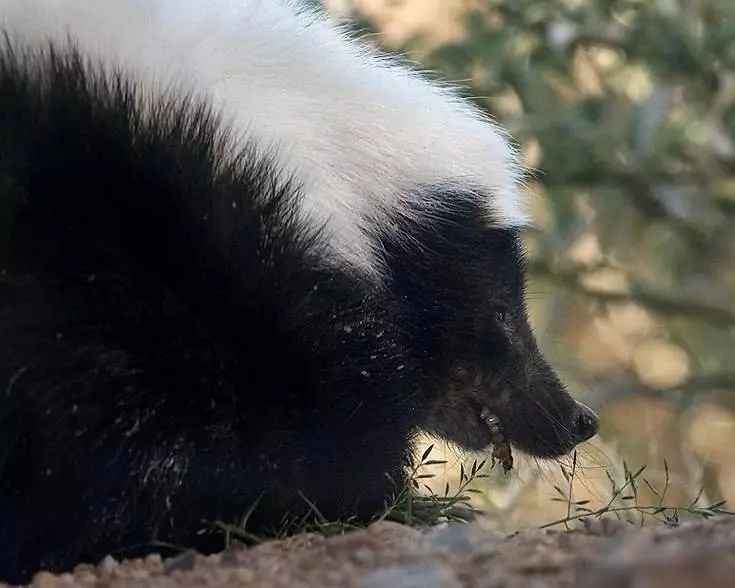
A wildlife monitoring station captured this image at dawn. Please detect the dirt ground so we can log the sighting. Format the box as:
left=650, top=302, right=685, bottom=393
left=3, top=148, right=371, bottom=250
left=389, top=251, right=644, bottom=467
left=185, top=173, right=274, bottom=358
left=14, top=516, right=735, bottom=588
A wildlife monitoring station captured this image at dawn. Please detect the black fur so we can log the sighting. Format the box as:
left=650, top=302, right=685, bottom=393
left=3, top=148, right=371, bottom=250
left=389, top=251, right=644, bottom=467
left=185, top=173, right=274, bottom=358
left=0, top=40, right=597, bottom=583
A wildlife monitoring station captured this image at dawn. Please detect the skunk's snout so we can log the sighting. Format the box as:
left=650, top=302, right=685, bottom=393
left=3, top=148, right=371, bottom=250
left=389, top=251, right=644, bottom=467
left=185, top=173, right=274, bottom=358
left=572, top=400, right=599, bottom=443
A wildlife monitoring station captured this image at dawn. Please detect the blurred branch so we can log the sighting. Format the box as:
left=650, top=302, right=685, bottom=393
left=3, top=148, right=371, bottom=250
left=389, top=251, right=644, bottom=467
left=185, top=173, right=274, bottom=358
left=538, top=166, right=730, bottom=258
left=586, top=371, right=735, bottom=406
left=607, top=170, right=724, bottom=255
left=529, top=259, right=735, bottom=327
left=674, top=373, right=735, bottom=395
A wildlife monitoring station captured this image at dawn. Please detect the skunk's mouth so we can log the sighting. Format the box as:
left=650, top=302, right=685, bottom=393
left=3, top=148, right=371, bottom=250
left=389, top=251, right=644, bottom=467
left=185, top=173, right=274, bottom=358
left=479, top=406, right=514, bottom=473
left=477, top=399, right=600, bottom=465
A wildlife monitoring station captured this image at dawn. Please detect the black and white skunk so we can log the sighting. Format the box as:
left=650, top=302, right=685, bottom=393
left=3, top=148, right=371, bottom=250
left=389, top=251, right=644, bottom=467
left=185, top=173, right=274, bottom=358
left=0, top=0, right=599, bottom=582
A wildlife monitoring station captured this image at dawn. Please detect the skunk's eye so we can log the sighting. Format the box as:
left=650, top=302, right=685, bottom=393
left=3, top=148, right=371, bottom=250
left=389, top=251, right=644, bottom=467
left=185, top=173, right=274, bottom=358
left=494, top=310, right=507, bottom=323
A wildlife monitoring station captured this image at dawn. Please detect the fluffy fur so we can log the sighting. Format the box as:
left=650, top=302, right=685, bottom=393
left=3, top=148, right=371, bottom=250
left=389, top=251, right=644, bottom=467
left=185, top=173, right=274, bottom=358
left=0, top=0, right=526, bottom=277
left=0, top=0, right=598, bottom=583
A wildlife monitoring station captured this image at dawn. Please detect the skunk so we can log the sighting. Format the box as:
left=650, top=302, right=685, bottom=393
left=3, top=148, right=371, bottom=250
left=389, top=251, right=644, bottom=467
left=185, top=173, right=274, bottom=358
left=0, top=0, right=599, bottom=582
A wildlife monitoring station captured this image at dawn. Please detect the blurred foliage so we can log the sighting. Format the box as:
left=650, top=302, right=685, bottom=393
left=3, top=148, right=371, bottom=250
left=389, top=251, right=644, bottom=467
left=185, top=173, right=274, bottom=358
left=330, top=0, right=735, bottom=526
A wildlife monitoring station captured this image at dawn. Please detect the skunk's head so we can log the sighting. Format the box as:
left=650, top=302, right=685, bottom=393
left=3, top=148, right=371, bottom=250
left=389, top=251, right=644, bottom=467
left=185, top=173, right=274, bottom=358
left=380, top=194, right=599, bottom=460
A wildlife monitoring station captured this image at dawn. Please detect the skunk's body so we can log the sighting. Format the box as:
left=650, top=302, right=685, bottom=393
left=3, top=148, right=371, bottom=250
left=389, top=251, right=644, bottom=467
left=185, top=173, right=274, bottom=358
left=0, top=1, right=598, bottom=582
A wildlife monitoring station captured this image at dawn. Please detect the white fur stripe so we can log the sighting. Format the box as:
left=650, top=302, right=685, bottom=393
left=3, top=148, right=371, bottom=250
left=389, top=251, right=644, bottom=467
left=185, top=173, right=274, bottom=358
left=1, top=0, right=529, bottom=277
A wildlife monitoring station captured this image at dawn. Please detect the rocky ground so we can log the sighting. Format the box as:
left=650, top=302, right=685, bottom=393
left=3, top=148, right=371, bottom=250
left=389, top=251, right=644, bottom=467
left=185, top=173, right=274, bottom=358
left=17, top=516, right=735, bottom=588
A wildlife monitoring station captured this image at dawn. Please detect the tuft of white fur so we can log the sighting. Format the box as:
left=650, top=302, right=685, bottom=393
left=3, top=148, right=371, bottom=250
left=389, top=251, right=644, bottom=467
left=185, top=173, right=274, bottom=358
left=0, top=0, right=529, bottom=278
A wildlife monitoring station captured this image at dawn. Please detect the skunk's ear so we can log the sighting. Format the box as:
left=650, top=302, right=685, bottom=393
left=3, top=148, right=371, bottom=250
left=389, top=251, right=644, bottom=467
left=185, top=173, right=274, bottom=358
left=377, top=186, right=523, bottom=303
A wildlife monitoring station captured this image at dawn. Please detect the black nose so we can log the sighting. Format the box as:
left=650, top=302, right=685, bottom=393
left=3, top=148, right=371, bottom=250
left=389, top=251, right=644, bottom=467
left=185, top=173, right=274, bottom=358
left=573, top=400, right=599, bottom=442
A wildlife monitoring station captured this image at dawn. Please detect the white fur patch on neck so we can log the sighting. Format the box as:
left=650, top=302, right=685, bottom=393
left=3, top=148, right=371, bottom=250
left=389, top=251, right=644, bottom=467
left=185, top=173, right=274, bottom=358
left=1, top=0, right=529, bottom=278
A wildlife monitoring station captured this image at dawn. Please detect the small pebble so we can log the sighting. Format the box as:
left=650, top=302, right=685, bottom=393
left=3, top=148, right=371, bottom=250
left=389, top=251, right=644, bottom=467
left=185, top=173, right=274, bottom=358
left=96, top=555, right=119, bottom=576
left=163, top=550, right=199, bottom=575
left=356, top=563, right=461, bottom=588
left=352, top=547, right=375, bottom=564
